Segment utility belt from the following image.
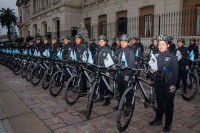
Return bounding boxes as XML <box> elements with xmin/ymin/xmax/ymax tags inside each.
<box><xmin>155</xmin><ymin>69</ymin><xmax>172</xmax><ymax>85</ymax></box>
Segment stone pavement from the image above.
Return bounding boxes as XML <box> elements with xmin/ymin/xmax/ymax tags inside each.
<box><xmin>0</xmin><ymin>64</ymin><xmax>199</xmax><ymax>133</ymax></box>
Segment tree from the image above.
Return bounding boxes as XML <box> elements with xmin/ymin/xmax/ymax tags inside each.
<box><xmin>10</xmin><ymin>25</ymin><xmax>18</xmax><ymax>37</ymax></box>
<box><xmin>0</xmin><ymin>8</ymin><xmax>18</xmax><ymax>42</ymax></box>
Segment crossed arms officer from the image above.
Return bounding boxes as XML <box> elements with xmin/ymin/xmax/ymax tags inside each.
<box><xmin>149</xmin><ymin>34</ymin><xmax>179</xmax><ymax>132</ymax></box>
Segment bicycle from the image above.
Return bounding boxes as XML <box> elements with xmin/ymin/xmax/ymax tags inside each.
<box><xmin>41</xmin><ymin>58</ymin><xmax>61</xmax><ymax>90</ymax></box>
<box><xmin>30</xmin><ymin>57</ymin><xmax>50</xmax><ymax>85</ymax></box>
<box><xmin>64</xmin><ymin>61</ymin><xmax>94</xmax><ymax>106</ymax></box>
<box><xmin>85</xmin><ymin>64</ymin><xmax>118</xmax><ymax>120</ymax></box>
<box><xmin>180</xmin><ymin>60</ymin><xmax>199</xmax><ymax>101</ymax></box>
<box><xmin>116</xmin><ymin>67</ymin><xmax>157</xmax><ymax>132</ymax></box>
<box><xmin>49</xmin><ymin>60</ymin><xmax>76</xmax><ymax>97</ymax></box>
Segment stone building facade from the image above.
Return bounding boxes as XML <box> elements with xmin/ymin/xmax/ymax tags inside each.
<box><xmin>17</xmin><ymin>0</ymin><xmax>200</xmax><ymax>47</ymax></box>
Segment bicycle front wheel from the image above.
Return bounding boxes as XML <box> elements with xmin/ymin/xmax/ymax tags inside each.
<box><xmin>86</xmin><ymin>81</ymin><xmax>98</xmax><ymax>120</ymax></box>
<box><xmin>25</xmin><ymin>64</ymin><xmax>34</xmax><ymax>81</ymax></box>
<box><xmin>49</xmin><ymin>71</ymin><xmax>64</xmax><ymax>97</ymax></box>
<box><xmin>64</xmin><ymin>75</ymin><xmax>82</xmax><ymax>105</ymax></box>
<box><xmin>42</xmin><ymin>68</ymin><xmax>53</xmax><ymax>90</ymax></box>
<box><xmin>181</xmin><ymin>73</ymin><xmax>199</xmax><ymax>101</ymax></box>
<box><xmin>117</xmin><ymin>86</ymin><xmax>136</xmax><ymax>132</ymax></box>
<box><xmin>31</xmin><ymin>66</ymin><xmax>44</xmax><ymax>85</ymax></box>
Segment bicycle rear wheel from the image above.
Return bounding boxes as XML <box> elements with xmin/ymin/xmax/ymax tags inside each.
<box><xmin>181</xmin><ymin>73</ymin><xmax>199</xmax><ymax>101</ymax></box>
<box><xmin>64</xmin><ymin>75</ymin><xmax>82</xmax><ymax>105</ymax></box>
<box><xmin>49</xmin><ymin>71</ymin><xmax>64</xmax><ymax>97</ymax></box>
<box><xmin>117</xmin><ymin>86</ymin><xmax>135</xmax><ymax>132</ymax></box>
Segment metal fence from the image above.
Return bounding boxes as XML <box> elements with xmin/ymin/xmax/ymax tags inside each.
<box><xmin>41</xmin><ymin>9</ymin><xmax>200</xmax><ymax>53</ymax></box>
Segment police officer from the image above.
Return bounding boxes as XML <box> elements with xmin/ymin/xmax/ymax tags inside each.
<box><xmin>175</xmin><ymin>38</ymin><xmax>189</xmax><ymax>93</ymax></box>
<box><xmin>42</xmin><ymin>36</ymin><xmax>51</xmax><ymax>57</ymax></box>
<box><xmin>34</xmin><ymin>36</ymin><xmax>44</xmax><ymax>56</ymax></box>
<box><xmin>74</xmin><ymin>34</ymin><xmax>88</xmax><ymax>61</ymax></box>
<box><xmin>113</xmin><ymin>34</ymin><xmax>135</xmax><ymax>110</ymax></box>
<box><xmin>130</xmin><ymin>37</ymin><xmax>143</xmax><ymax>66</ymax></box>
<box><xmin>149</xmin><ymin>38</ymin><xmax>154</xmax><ymax>51</ymax></box>
<box><xmin>94</xmin><ymin>35</ymin><xmax>114</xmax><ymax>106</ymax></box>
<box><xmin>148</xmin><ymin>38</ymin><xmax>159</xmax><ymax>56</ymax></box>
<box><xmin>169</xmin><ymin>37</ymin><xmax>176</xmax><ymax>53</ymax></box>
<box><xmin>188</xmin><ymin>38</ymin><xmax>199</xmax><ymax>61</ymax></box>
<box><xmin>50</xmin><ymin>36</ymin><xmax>61</xmax><ymax>59</ymax></box>
<box><xmin>62</xmin><ymin>36</ymin><xmax>73</xmax><ymax>60</ymax></box>
<box><xmin>136</xmin><ymin>37</ymin><xmax>144</xmax><ymax>55</ymax></box>
<box><xmin>74</xmin><ymin>34</ymin><xmax>88</xmax><ymax>96</ymax></box>
<box><xmin>111</xmin><ymin>38</ymin><xmax>121</xmax><ymax>61</ymax></box>
<box><xmin>149</xmin><ymin>34</ymin><xmax>179</xmax><ymax>132</ymax></box>
<box><xmin>89</xmin><ymin>38</ymin><xmax>98</xmax><ymax>59</ymax></box>
<box><xmin>28</xmin><ymin>41</ymin><xmax>34</xmax><ymax>56</ymax></box>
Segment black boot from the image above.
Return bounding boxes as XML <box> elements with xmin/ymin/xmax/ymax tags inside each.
<box><xmin>103</xmin><ymin>98</ymin><xmax>110</xmax><ymax>106</ymax></box>
<box><xmin>113</xmin><ymin>105</ymin><xmax>118</xmax><ymax>111</ymax></box>
<box><xmin>163</xmin><ymin>125</ymin><xmax>172</xmax><ymax>132</ymax></box>
<box><xmin>149</xmin><ymin>120</ymin><xmax>162</xmax><ymax>126</ymax></box>
<box><xmin>95</xmin><ymin>95</ymin><xmax>104</xmax><ymax>102</ymax></box>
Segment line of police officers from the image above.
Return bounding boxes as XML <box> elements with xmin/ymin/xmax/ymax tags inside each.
<box><xmin>1</xmin><ymin>33</ymin><xmax>199</xmax><ymax>132</ymax></box>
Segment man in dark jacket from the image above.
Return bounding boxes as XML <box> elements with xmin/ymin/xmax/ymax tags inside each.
<box><xmin>130</xmin><ymin>37</ymin><xmax>143</xmax><ymax>66</ymax></box>
<box><xmin>113</xmin><ymin>34</ymin><xmax>135</xmax><ymax>110</ymax></box>
<box><xmin>74</xmin><ymin>34</ymin><xmax>88</xmax><ymax>96</ymax></box>
<box><xmin>42</xmin><ymin>36</ymin><xmax>51</xmax><ymax>57</ymax></box>
<box><xmin>50</xmin><ymin>36</ymin><xmax>61</xmax><ymax>59</ymax></box>
<box><xmin>34</xmin><ymin>36</ymin><xmax>44</xmax><ymax>56</ymax></box>
<box><xmin>94</xmin><ymin>35</ymin><xmax>115</xmax><ymax>106</ymax></box>
<box><xmin>62</xmin><ymin>36</ymin><xmax>74</xmax><ymax>60</ymax></box>
<box><xmin>89</xmin><ymin>39</ymin><xmax>98</xmax><ymax>59</ymax></box>
<box><xmin>136</xmin><ymin>37</ymin><xmax>144</xmax><ymax>55</ymax></box>
<box><xmin>188</xmin><ymin>38</ymin><xmax>199</xmax><ymax>61</ymax></box>
<box><xmin>175</xmin><ymin>38</ymin><xmax>189</xmax><ymax>93</ymax></box>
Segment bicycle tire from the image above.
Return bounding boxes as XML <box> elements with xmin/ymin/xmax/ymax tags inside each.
<box><xmin>31</xmin><ymin>66</ymin><xmax>44</xmax><ymax>85</ymax></box>
<box><xmin>117</xmin><ymin>86</ymin><xmax>135</xmax><ymax>132</ymax></box>
<box><xmin>25</xmin><ymin>64</ymin><xmax>34</xmax><ymax>81</ymax></box>
<box><xmin>42</xmin><ymin>68</ymin><xmax>53</xmax><ymax>90</ymax></box>
<box><xmin>13</xmin><ymin>62</ymin><xmax>21</xmax><ymax>75</ymax></box>
<box><xmin>181</xmin><ymin>73</ymin><xmax>199</xmax><ymax>101</ymax></box>
<box><xmin>21</xmin><ymin>64</ymin><xmax>28</xmax><ymax>78</ymax></box>
<box><xmin>49</xmin><ymin>71</ymin><xmax>64</xmax><ymax>97</ymax></box>
<box><xmin>150</xmin><ymin>87</ymin><xmax>157</xmax><ymax>112</ymax></box>
<box><xmin>85</xmin><ymin>81</ymin><xmax>98</xmax><ymax>120</ymax></box>
<box><xmin>64</xmin><ymin>75</ymin><xmax>82</xmax><ymax>105</ymax></box>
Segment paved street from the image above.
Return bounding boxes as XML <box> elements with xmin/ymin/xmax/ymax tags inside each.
<box><xmin>0</xmin><ymin>64</ymin><xmax>200</xmax><ymax>133</ymax></box>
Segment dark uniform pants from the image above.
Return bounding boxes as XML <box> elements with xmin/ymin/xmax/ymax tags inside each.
<box><xmin>99</xmin><ymin>76</ymin><xmax>110</xmax><ymax>98</ymax></box>
<box><xmin>117</xmin><ymin>72</ymin><xmax>129</xmax><ymax>100</ymax></box>
<box><xmin>155</xmin><ymin>84</ymin><xmax>175</xmax><ymax>126</ymax></box>
<box><xmin>177</xmin><ymin>65</ymin><xmax>187</xmax><ymax>90</ymax></box>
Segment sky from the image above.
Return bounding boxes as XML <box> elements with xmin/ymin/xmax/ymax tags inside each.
<box><xmin>0</xmin><ymin>0</ymin><xmax>19</xmax><ymax>35</ymax></box>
